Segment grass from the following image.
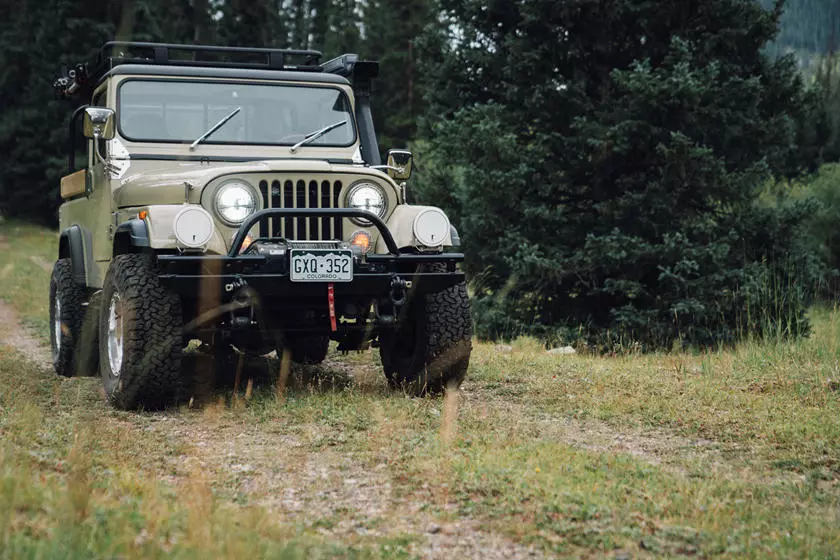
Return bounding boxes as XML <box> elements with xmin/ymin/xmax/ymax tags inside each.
<box><xmin>0</xmin><ymin>218</ymin><xmax>839</xmax><ymax>558</ymax></box>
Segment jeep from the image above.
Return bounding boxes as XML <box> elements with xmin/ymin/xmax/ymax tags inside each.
<box><xmin>50</xmin><ymin>42</ymin><xmax>471</xmax><ymax>410</ymax></box>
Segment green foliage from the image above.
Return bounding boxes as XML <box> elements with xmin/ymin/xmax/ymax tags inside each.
<box><xmin>0</xmin><ymin>0</ymin><xmax>196</xmax><ymax>224</ymax></box>
<box><xmin>810</xmin><ymin>54</ymin><xmax>840</xmax><ymax>162</ymax></box>
<box><xmin>0</xmin><ymin>0</ymin><xmax>433</xmax><ymax>223</ymax></box>
<box><xmin>761</xmin><ymin>0</ymin><xmax>840</xmax><ymax>68</ymax></box>
<box><xmin>793</xmin><ymin>164</ymin><xmax>840</xmax><ymax>292</ymax></box>
<box><xmin>416</xmin><ymin>0</ymin><xmax>824</xmax><ymax>350</ymax></box>
<box><xmin>362</xmin><ymin>0</ymin><xmax>434</xmax><ymax>151</ymax></box>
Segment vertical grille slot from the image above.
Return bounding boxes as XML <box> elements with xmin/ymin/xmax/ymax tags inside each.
<box><xmin>283</xmin><ymin>180</ymin><xmax>294</xmax><ymax>237</ymax></box>
<box><xmin>308</xmin><ymin>180</ymin><xmax>319</xmax><ymax>240</ymax></box>
<box><xmin>258</xmin><ymin>180</ymin><xmax>269</xmax><ymax>237</ymax></box>
<box><xmin>321</xmin><ymin>181</ymin><xmax>332</xmax><ymax>239</ymax></box>
<box><xmin>258</xmin><ymin>177</ymin><xmax>342</xmax><ymax>241</ymax></box>
<box><xmin>333</xmin><ymin>181</ymin><xmax>343</xmax><ymax>240</ymax></box>
<box><xmin>296</xmin><ymin>180</ymin><xmax>306</xmax><ymax>239</ymax></box>
<box><xmin>270</xmin><ymin>180</ymin><xmax>282</xmax><ymax>238</ymax></box>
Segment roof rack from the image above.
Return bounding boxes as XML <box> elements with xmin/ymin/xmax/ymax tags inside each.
<box><xmin>54</xmin><ymin>41</ymin><xmax>324</xmax><ymax>99</ymax></box>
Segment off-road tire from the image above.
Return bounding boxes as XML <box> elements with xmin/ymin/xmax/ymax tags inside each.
<box><xmin>98</xmin><ymin>254</ymin><xmax>183</xmax><ymax>410</ymax></box>
<box><xmin>379</xmin><ymin>263</ymin><xmax>472</xmax><ymax>395</ymax></box>
<box><xmin>75</xmin><ymin>295</ymin><xmax>100</xmax><ymax>377</ymax></box>
<box><xmin>287</xmin><ymin>335</ymin><xmax>330</xmax><ymax>365</ymax></box>
<box><xmin>49</xmin><ymin>259</ymin><xmax>86</xmax><ymax>377</ymax></box>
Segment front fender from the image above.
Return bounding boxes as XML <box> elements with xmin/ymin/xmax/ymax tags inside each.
<box><xmin>374</xmin><ymin>205</ymin><xmax>454</xmax><ymax>254</ymax></box>
<box><xmin>58</xmin><ymin>225</ymin><xmax>92</xmax><ymax>285</ymax></box>
<box><xmin>115</xmin><ymin>205</ymin><xmax>230</xmax><ymax>255</ymax></box>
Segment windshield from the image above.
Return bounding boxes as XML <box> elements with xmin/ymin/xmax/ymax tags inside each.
<box><xmin>118</xmin><ymin>80</ymin><xmax>356</xmax><ymax>147</ymax></box>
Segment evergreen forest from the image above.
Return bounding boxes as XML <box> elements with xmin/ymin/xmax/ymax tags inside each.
<box><xmin>1</xmin><ymin>0</ymin><xmax>839</xmax><ymax>349</ymax></box>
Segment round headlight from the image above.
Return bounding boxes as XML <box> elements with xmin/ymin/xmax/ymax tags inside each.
<box><xmin>346</xmin><ymin>182</ymin><xmax>387</xmax><ymax>224</ymax></box>
<box><xmin>214</xmin><ymin>181</ymin><xmax>257</xmax><ymax>225</ymax></box>
<box><xmin>413</xmin><ymin>208</ymin><xmax>450</xmax><ymax>247</ymax></box>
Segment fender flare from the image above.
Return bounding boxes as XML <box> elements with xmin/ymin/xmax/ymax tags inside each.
<box><xmin>449</xmin><ymin>225</ymin><xmax>461</xmax><ymax>248</ymax></box>
<box><xmin>113</xmin><ymin>219</ymin><xmax>150</xmax><ymax>254</ymax></box>
<box><xmin>58</xmin><ymin>225</ymin><xmax>88</xmax><ymax>286</ymax></box>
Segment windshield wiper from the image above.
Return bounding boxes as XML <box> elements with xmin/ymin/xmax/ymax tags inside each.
<box><xmin>289</xmin><ymin>120</ymin><xmax>348</xmax><ymax>153</ymax></box>
<box><xmin>189</xmin><ymin>107</ymin><xmax>241</xmax><ymax>151</ymax></box>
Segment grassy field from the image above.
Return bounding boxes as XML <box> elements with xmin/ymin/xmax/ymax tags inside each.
<box><xmin>1</xmin><ymin>219</ymin><xmax>839</xmax><ymax>558</ymax></box>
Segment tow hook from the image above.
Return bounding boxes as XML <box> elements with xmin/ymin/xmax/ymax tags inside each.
<box><xmin>229</xmin><ymin>286</ymin><xmax>256</xmax><ymax>329</ymax></box>
<box><xmin>376</xmin><ymin>276</ymin><xmax>407</xmax><ymax>326</ymax></box>
<box><xmin>390</xmin><ymin>276</ymin><xmax>407</xmax><ymax>307</ymax></box>
<box><xmin>374</xmin><ymin>301</ymin><xmax>394</xmax><ymax>325</ymax></box>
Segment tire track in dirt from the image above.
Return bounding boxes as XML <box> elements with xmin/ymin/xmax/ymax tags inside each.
<box><xmin>0</xmin><ymin>300</ymin><xmax>542</xmax><ymax>558</ymax></box>
<box><xmin>160</xmin><ymin>392</ymin><xmax>544</xmax><ymax>558</ymax></box>
<box><xmin>0</xmin><ymin>300</ymin><xmax>52</xmax><ymax>370</ymax></box>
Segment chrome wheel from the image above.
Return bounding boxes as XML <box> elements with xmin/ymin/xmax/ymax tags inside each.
<box><xmin>53</xmin><ymin>297</ymin><xmax>62</xmax><ymax>355</ymax></box>
<box><xmin>107</xmin><ymin>294</ymin><xmax>124</xmax><ymax>376</ymax></box>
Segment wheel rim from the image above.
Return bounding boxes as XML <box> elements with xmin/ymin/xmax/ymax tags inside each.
<box><xmin>107</xmin><ymin>294</ymin><xmax>124</xmax><ymax>376</ymax></box>
<box><xmin>53</xmin><ymin>296</ymin><xmax>62</xmax><ymax>355</ymax></box>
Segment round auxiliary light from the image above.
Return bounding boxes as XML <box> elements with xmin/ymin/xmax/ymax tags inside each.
<box><xmin>413</xmin><ymin>208</ymin><xmax>450</xmax><ymax>247</ymax></box>
<box><xmin>214</xmin><ymin>181</ymin><xmax>257</xmax><ymax>225</ymax></box>
<box><xmin>346</xmin><ymin>182</ymin><xmax>387</xmax><ymax>225</ymax></box>
<box><xmin>174</xmin><ymin>206</ymin><xmax>214</xmax><ymax>248</ymax></box>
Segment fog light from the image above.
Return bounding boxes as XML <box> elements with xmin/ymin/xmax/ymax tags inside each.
<box><xmin>173</xmin><ymin>206</ymin><xmax>214</xmax><ymax>248</ymax></box>
<box><xmin>350</xmin><ymin>230</ymin><xmax>371</xmax><ymax>253</ymax></box>
<box><xmin>413</xmin><ymin>208</ymin><xmax>449</xmax><ymax>247</ymax></box>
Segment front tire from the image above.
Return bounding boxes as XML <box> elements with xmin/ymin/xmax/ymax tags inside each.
<box><xmin>99</xmin><ymin>254</ymin><xmax>183</xmax><ymax>410</ymax></box>
<box><xmin>379</xmin><ymin>264</ymin><xmax>472</xmax><ymax>395</ymax></box>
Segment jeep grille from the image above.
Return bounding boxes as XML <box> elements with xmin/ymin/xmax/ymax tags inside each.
<box><xmin>257</xmin><ymin>179</ymin><xmax>344</xmax><ymax>241</ymax></box>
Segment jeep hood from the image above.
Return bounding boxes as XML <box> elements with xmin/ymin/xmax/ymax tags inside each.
<box><xmin>114</xmin><ymin>159</ymin><xmax>368</xmax><ymax>208</ymax></box>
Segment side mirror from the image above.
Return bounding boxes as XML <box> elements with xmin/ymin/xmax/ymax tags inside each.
<box><xmin>83</xmin><ymin>107</ymin><xmax>115</xmax><ymax>141</ymax></box>
<box><xmin>386</xmin><ymin>149</ymin><xmax>412</xmax><ymax>181</ymax></box>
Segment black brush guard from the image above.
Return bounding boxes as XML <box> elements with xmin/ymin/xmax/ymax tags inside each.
<box><xmin>157</xmin><ymin>208</ymin><xmax>465</xmax><ymax>300</ymax></box>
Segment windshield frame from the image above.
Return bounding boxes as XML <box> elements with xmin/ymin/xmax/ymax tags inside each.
<box><xmin>115</xmin><ymin>77</ymin><xmax>358</xmax><ymax>148</ymax></box>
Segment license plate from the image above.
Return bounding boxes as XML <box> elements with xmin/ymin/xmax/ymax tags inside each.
<box><xmin>289</xmin><ymin>249</ymin><xmax>353</xmax><ymax>282</ymax></box>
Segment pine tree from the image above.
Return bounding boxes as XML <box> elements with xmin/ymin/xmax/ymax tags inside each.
<box><xmin>216</xmin><ymin>0</ymin><xmax>285</xmax><ymax>48</ymax></box>
<box><xmin>321</xmin><ymin>0</ymin><xmax>361</xmax><ymax>56</ymax></box>
<box><xmin>363</xmin><ymin>0</ymin><xmax>434</xmax><ymax>150</ymax></box>
<box><xmin>0</xmin><ymin>0</ymin><xmax>198</xmax><ymax>223</ymax></box>
<box><xmin>416</xmin><ymin>0</ymin><xmax>821</xmax><ymax>348</ymax></box>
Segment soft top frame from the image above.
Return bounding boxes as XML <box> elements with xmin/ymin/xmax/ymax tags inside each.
<box><xmin>55</xmin><ymin>41</ymin><xmax>327</xmax><ymax>99</ymax></box>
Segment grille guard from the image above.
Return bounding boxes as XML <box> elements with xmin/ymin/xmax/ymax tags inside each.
<box><xmin>158</xmin><ymin>207</ymin><xmax>465</xmax><ymax>300</ymax></box>
<box><xmin>230</xmin><ymin>208</ymin><xmax>401</xmax><ymax>256</ymax></box>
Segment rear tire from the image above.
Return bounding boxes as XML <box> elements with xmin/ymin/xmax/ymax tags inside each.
<box><xmin>98</xmin><ymin>254</ymin><xmax>183</xmax><ymax>410</ymax></box>
<box><xmin>379</xmin><ymin>264</ymin><xmax>472</xmax><ymax>395</ymax></box>
<box><xmin>75</xmin><ymin>295</ymin><xmax>100</xmax><ymax>377</ymax></box>
<box><xmin>49</xmin><ymin>259</ymin><xmax>86</xmax><ymax>377</ymax></box>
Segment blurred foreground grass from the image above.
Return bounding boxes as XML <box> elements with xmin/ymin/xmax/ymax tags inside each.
<box><xmin>0</xmin><ymin>219</ymin><xmax>838</xmax><ymax>558</ymax></box>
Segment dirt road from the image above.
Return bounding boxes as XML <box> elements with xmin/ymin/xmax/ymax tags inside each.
<box><xmin>0</xmin><ymin>299</ymin><xmax>542</xmax><ymax>558</ymax></box>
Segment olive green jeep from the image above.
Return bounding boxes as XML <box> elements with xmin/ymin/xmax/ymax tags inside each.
<box><xmin>50</xmin><ymin>42</ymin><xmax>471</xmax><ymax>410</ymax></box>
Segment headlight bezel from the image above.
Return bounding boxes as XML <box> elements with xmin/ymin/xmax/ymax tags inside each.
<box><xmin>345</xmin><ymin>181</ymin><xmax>388</xmax><ymax>226</ymax></box>
<box><xmin>213</xmin><ymin>180</ymin><xmax>258</xmax><ymax>227</ymax></box>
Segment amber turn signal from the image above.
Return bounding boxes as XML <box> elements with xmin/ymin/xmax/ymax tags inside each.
<box><xmin>240</xmin><ymin>234</ymin><xmax>253</xmax><ymax>253</ymax></box>
<box><xmin>350</xmin><ymin>230</ymin><xmax>371</xmax><ymax>253</ymax></box>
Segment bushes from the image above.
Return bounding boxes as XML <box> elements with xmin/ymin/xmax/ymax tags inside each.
<box><xmin>793</xmin><ymin>164</ymin><xmax>840</xmax><ymax>297</ymax></box>
<box><xmin>416</xmin><ymin>0</ymin><xmax>825</xmax><ymax>351</ymax></box>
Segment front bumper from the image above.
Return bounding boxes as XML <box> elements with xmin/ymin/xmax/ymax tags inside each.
<box><xmin>157</xmin><ymin>208</ymin><xmax>465</xmax><ymax>299</ymax></box>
